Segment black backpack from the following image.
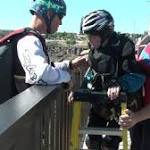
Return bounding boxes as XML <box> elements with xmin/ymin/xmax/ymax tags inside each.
<box><xmin>85</xmin><ymin>33</ymin><xmax>143</xmax><ymax>111</ymax></box>
<box><xmin>0</xmin><ymin>28</ymin><xmax>47</xmax><ymax>104</ymax></box>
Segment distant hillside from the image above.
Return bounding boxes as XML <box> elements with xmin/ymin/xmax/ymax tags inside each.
<box><xmin>1</xmin><ymin>29</ymin><xmax>146</xmax><ymax>60</ymax></box>
<box><xmin>0</xmin><ymin>29</ymin><xmax>87</xmax><ymax>40</ymax></box>
<box><xmin>0</xmin><ymin>29</ymin><xmax>13</xmax><ymax>37</ymax></box>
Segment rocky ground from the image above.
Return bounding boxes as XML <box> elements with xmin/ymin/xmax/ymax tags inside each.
<box><xmin>46</xmin><ymin>39</ymin><xmax>88</xmax><ymax>62</ymax></box>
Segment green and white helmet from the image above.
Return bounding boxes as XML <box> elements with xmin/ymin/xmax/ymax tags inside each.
<box><xmin>30</xmin><ymin>0</ymin><xmax>66</xmax><ymax>32</ymax></box>
<box><xmin>30</xmin><ymin>0</ymin><xmax>66</xmax><ymax>16</ymax></box>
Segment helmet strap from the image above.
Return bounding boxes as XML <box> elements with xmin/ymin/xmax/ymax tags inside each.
<box><xmin>45</xmin><ymin>12</ymin><xmax>56</xmax><ymax>33</ymax></box>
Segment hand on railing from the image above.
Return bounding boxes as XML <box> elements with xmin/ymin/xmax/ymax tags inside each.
<box><xmin>119</xmin><ymin>109</ymin><xmax>136</xmax><ymax>129</ymax></box>
<box><xmin>73</xmin><ymin>89</ymin><xmax>127</xmax><ymax>104</ymax></box>
<box><xmin>107</xmin><ymin>85</ymin><xmax>121</xmax><ymax>101</ymax></box>
<box><xmin>68</xmin><ymin>91</ymin><xmax>74</xmax><ymax>103</ymax></box>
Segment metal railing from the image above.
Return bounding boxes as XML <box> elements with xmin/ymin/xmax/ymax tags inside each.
<box><xmin>0</xmin><ymin>66</ymin><xmax>92</xmax><ymax>150</ymax></box>
<box><xmin>0</xmin><ymin>84</ymin><xmax>73</xmax><ymax>150</ymax></box>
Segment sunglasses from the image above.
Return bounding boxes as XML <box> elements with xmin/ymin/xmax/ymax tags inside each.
<box><xmin>58</xmin><ymin>14</ymin><xmax>64</xmax><ymax>20</ymax></box>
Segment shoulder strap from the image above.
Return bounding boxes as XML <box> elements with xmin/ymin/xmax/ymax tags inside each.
<box><xmin>0</xmin><ymin>28</ymin><xmax>25</xmax><ymax>45</ymax></box>
<box><xmin>0</xmin><ymin>28</ymin><xmax>50</xmax><ymax>63</ymax></box>
<box><xmin>24</xmin><ymin>28</ymin><xmax>50</xmax><ymax>63</ymax></box>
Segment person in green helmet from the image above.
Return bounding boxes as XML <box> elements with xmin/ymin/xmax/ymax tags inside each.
<box><xmin>14</xmin><ymin>0</ymin><xmax>88</xmax><ymax>92</ymax></box>
<box><xmin>30</xmin><ymin>0</ymin><xmax>66</xmax><ymax>34</ymax></box>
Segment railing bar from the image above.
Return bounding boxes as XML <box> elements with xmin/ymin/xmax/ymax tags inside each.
<box><xmin>79</xmin><ymin>127</ymin><xmax>122</xmax><ymax>136</ymax></box>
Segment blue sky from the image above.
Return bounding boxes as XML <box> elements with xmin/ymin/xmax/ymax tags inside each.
<box><xmin>0</xmin><ymin>0</ymin><xmax>150</xmax><ymax>34</ymax></box>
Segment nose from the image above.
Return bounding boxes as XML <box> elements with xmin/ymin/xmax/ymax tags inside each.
<box><xmin>58</xmin><ymin>14</ymin><xmax>63</xmax><ymax>25</ymax></box>
<box><xmin>60</xmin><ymin>20</ymin><xmax>62</xmax><ymax>25</ymax></box>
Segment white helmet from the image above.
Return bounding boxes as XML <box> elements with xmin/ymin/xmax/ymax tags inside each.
<box><xmin>81</xmin><ymin>10</ymin><xmax>114</xmax><ymax>40</ymax></box>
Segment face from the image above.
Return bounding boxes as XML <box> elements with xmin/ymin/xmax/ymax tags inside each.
<box><xmin>49</xmin><ymin>14</ymin><xmax>63</xmax><ymax>33</ymax></box>
<box><xmin>88</xmin><ymin>34</ymin><xmax>102</xmax><ymax>49</ymax></box>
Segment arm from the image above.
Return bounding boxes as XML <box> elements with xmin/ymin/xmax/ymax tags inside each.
<box><xmin>54</xmin><ymin>54</ymin><xmax>88</xmax><ymax>71</ymax></box>
<box><xmin>119</xmin><ymin>104</ymin><xmax>150</xmax><ymax>128</ymax></box>
<box><xmin>134</xmin><ymin>104</ymin><xmax>150</xmax><ymax>123</ymax></box>
<box><xmin>17</xmin><ymin>35</ymin><xmax>71</xmax><ymax>85</ymax></box>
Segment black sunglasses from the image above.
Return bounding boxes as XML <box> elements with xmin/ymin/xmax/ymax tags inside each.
<box><xmin>58</xmin><ymin>14</ymin><xmax>63</xmax><ymax>20</ymax></box>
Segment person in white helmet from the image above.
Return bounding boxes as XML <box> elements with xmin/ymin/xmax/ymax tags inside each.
<box><xmin>80</xmin><ymin>9</ymin><xmax>145</xmax><ymax>150</ymax></box>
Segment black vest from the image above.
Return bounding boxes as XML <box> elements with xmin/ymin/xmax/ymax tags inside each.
<box><xmin>88</xmin><ymin>32</ymin><xmax>141</xmax><ymax>91</ymax></box>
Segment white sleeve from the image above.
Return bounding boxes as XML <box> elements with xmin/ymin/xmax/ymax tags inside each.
<box><xmin>54</xmin><ymin>60</ymin><xmax>70</xmax><ymax>71</ymax></box>
<box><xmin>17</xmin><ymin>35</ymin><xmax>71</xmax><ymax>85</ymax></box>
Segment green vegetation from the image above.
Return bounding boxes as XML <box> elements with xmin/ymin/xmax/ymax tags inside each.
<box><xmin>0</xmin><ymin>29</ymin><xmax>148</xmax><ymax>62</ymax></box>
<box><xmin>0</xmin><ymin>29</ymin><xmax>148</xmax><ymax>44</ymax></box>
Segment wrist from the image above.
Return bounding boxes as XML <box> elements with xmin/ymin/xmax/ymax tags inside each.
<box><xmin>106</xmin><ymin>79</ymin><xmax>120</xmax><ymax>89</ymax></box>
<box><xmin>133</xmin><ymin>112</ymin><xmax>140</xmax><ymax>125</ymax></box>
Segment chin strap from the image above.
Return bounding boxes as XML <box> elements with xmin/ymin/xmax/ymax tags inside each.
<box><xmin>45</xmin><ymin>13</ymin><xmax>56</xmax><ymax>33</ymax></box>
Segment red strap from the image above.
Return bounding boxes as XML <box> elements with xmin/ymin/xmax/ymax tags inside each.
<box><xmin>0</xmin><ymin>28</ymin><xmax>25</xmax><ymax>44</ymax></box>
<box><xmin>0</xmin><ymin>28</ymin><xmax>50</xmax><ymax>63</ymax></box>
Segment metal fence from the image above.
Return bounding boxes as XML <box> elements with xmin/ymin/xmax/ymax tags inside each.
<box><xmin>0</xmin><ymin>68</ymin><xmax>88</xmax><ymax>150</ymax></box>
<box><xmin>0</xmin><ymin>84</ymin><xmax>73</xmax><ymax>150</ymax></box>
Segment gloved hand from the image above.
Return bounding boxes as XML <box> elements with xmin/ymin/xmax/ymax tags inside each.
<box><xmin>107</xmin><ymin>85</ymin><xmax>121</xmax><ymax>101</ymax></box>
